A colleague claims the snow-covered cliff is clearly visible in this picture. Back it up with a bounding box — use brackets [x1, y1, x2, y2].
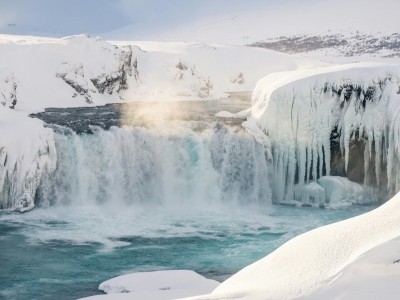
[0, 34, 137, 110]
[250, 63, 400, 206]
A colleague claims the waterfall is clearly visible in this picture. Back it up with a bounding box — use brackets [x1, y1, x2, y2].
[35, 121, 271, 208]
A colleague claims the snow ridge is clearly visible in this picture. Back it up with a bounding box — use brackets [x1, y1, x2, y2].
[251, 32, 400, 59]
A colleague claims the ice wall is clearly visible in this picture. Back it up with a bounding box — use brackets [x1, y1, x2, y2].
[35, 122, 271, 208]
[251, 63, 400, 204]
[0, 109, 56, 211]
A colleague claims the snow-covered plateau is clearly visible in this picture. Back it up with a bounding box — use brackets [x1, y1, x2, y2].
[1, 32, 400, 300]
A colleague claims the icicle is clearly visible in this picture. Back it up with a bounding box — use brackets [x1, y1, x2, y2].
[312, 138, 318, 181]
[375, 131, 382, 186]
[306, 145, 312, 183]
[364, 144, 370, 185]
[323, 138, 330, 176]
[298, 145, 306, 185]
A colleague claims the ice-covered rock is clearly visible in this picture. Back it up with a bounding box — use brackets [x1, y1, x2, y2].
[293, 181, 325, 207]
[317, 176, 370, 208]
[79, 270, 219, 300]
[292, 176, 371, 208]
[0, 109, 56, 212]
[251, 63, 400, 203]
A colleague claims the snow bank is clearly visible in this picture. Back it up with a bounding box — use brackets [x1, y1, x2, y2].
[0, 108, 56, 211]
[251, 63, 400, 203]
[79, 270, 219, 300]
[188, 191, 400, 299]
[304, 236, 400, 300]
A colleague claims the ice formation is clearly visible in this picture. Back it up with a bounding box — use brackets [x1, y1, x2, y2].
[0, 109, 56, 211]
[251, 63, 400, 205]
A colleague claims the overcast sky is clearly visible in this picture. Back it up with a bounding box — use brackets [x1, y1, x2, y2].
[0, 0, 398, 40]
[0, 0, 285, 36]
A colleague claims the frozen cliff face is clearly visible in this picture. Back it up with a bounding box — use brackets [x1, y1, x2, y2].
[0, 109, 56, 212]
[56, 35, 135, 104]
[251, 63, 400, 205]
[0, 68, 17, 109]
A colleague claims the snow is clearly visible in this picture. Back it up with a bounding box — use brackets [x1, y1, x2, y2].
[0, 34, 133, 110]
[0, 67, 17, 108]
[115, 41, 323, 102]
[304, 236, 400, 300]
[185, 190, 400, 299]
[0, 34, 325, 111]
[79, 270, 219, 300]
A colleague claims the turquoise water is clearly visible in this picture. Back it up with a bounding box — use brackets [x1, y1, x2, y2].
[0, 204, 374, 300]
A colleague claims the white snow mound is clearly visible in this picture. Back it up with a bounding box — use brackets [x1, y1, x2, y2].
[79, 270, 219, 300]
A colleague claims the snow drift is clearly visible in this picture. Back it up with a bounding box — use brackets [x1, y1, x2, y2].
[193, 190, 400, 300]
[251, 63, 400, 206]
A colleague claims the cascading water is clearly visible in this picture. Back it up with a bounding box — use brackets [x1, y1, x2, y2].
[35, 121, 271, 208]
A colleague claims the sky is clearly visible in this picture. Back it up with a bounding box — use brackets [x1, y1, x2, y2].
[0, 0, 283, 36]
[0, 0, 398, 42]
